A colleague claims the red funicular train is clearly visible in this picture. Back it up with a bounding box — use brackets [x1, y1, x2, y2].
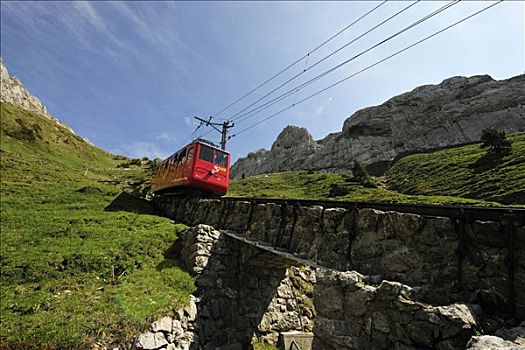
[152, 139, 231, 196]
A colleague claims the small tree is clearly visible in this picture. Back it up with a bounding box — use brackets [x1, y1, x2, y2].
[352, 160, 377, 188]
[480, 129, 511, 154]
[352, 160, 369, 182]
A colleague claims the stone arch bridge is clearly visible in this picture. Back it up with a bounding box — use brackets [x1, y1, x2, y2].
[132, 196, 525, 350]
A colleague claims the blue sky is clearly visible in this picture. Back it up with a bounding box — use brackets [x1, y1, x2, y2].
[1, 1, 523, 161]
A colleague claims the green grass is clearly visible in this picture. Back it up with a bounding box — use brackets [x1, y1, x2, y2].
[0, 102, 195, 349]
[253, 340, 279, 350]
[386, 132, 525, 205]
[228, 171, 500, 206]
[229, 133, 525, 207]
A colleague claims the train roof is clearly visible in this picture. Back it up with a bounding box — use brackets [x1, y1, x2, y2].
[163, 139, 230, 162]
[194, 138, 220, 149]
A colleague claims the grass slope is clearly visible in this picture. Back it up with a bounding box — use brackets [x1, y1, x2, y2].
[386, 132, 525, 205]
[0, 102, 194, 349]
[228, 170, 499, 206]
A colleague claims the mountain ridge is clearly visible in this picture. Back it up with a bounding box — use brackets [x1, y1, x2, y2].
[0, 57, 93, 144]
[231, 74, 525, 179]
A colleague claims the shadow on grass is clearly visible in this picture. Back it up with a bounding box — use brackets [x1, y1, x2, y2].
[155, 238, 185, 272]
[104, 192, 157, 215]
[471, 150, 509, 172]
[156, 258, 185, 272]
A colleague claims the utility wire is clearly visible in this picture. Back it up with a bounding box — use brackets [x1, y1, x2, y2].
[229, 1, 503, 139]
[211, 0, 388, 119]
[231, 0, 459, 125]
[182, 0, 451, 143]
[177, 122, 203, 150]
[228, 0, 421, 123]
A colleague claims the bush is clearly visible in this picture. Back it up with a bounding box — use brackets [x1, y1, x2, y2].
[328, 183, 350, 197]
[480, 129, 511, 154]
[352, 161, 378, 188]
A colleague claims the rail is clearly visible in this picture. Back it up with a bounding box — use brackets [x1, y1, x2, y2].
[222, 197, 525, 222]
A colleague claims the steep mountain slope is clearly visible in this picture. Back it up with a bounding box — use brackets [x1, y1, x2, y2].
[231, 74, 525, 179]
[228, 171, 497, 206]
[229, 132, 524, 206]
[386, 132, 525, 204]
[0, 102, 194, 347]
[0, 57, 77, 136]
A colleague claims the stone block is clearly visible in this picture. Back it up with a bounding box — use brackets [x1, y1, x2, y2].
[151, 316, 173, 333]
[278, 331, 313, 350]
[134, 331, 168, 350]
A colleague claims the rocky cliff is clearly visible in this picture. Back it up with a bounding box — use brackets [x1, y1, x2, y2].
[0, 57, 79, 137]
[231, 74, 525, 179]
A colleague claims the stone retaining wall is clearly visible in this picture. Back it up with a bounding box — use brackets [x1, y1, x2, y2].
[132, 221, 525, 350]
[133, 225, 315, 350]
[154, 197, 525, 321]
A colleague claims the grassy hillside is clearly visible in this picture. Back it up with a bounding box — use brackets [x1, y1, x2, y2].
[228, 170, 499, 206]
[0, 102, 194, 349]
[386, 132, 525, 204]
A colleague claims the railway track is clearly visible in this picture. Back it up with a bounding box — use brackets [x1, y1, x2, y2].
[221, 196, 525, 222]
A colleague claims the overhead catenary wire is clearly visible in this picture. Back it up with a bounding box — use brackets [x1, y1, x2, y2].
[229, 1, 503, 139]
[230, 0, 460, 126]
[211, 0, 388, 120]
[228, 0, 422, 123]
[181, 0, 454, 144]
[177, 122, 203, 150]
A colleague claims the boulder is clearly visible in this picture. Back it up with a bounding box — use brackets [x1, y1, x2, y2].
[465, 335, 522, 350]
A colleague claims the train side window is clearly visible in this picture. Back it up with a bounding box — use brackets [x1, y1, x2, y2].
[187, 147, 194, 160]
[214, 150, 228, 167]
[199, 145, 214, 163]
[181, 149, 187, 162]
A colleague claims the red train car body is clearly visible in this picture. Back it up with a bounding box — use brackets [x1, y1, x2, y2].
[152, 140, 230, 196]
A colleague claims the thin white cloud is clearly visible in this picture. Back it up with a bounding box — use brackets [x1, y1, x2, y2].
[184, 116, 198, 127]
[120, 141, 168, 159]
[155, 132, 178, 143]
[108, 2, 192, 74]
[314, 97, 333, 117]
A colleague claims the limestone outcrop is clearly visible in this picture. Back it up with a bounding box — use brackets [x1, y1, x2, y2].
[231, 74, 525, 178]
[0, 57, 81, 138]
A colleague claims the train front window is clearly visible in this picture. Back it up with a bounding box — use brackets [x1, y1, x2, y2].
[199, 145, 214, 163]
[214, 151, 228, 167]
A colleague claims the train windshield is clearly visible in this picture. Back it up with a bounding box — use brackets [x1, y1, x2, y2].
[199, 145, 214, 163]
[214, 151, 228, 167]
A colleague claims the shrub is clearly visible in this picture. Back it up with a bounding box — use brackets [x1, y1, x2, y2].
[328, 183, 350, 197]
[480, 128, 511, 154]
[352, 160, 378, 188]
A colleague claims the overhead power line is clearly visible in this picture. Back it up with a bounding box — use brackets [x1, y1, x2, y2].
[211, 0, 388, 119]
[177, 122, 203, 150]
[228, 0, 422, 123]
[230, 0, 459, 125]
[182, 0, 455, 143]
[229, 1, 503, 139]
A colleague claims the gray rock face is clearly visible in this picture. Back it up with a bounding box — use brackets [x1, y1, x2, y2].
[231, 74, 525, 178]
[1, 57, 51, 118]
